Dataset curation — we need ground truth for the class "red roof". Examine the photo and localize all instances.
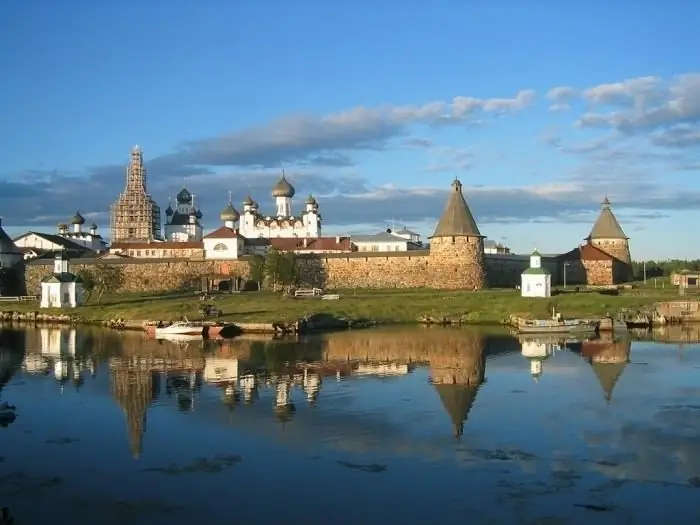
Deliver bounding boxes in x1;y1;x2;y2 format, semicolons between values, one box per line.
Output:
557;243;614;262
269;236;353;252
203;226;243;240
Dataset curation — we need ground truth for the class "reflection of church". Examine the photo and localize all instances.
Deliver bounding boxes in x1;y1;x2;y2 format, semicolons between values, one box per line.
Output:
22;328;94;389
577;334;631;403
519;338;558;381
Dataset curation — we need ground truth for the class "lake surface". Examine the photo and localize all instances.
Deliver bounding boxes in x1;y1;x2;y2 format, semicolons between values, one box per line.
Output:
1;326;700;524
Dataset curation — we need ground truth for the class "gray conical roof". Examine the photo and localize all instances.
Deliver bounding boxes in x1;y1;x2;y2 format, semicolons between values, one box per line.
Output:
591;362;627;403
586;196;628;240
434;384;480;439
430;179;482;238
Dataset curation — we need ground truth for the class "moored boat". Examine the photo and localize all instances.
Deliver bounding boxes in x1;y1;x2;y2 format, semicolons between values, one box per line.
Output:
511;309;598;335
154;319;205;337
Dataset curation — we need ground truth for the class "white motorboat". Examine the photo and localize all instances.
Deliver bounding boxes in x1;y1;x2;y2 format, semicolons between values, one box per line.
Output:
156;333;204;344
154;319;205;337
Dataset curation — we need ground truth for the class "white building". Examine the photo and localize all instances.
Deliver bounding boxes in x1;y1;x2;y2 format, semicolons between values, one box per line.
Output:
521;249;551;298
238;172;321;239
164;187;204;242
351;230;422;252
57;211;107;252
203;198;245;259
40;252;84;308
520;340;556;381
484;239;511;254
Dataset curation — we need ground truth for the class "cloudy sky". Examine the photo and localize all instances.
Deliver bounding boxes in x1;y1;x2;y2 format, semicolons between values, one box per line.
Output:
1;2;699;259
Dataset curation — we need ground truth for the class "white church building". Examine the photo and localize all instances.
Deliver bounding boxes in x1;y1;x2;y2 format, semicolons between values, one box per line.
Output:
521;249;551;298
40;252;84;308
202;196;245;259
238;172;321;239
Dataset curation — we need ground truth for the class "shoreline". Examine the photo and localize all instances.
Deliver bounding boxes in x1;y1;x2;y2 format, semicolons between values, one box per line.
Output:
0;309;510;335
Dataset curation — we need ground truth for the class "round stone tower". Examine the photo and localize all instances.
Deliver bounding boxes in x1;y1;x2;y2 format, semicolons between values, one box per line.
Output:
586;196;631;264
428;179;486;290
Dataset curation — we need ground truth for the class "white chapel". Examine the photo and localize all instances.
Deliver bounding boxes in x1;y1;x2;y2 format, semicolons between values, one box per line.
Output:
40;252;85;308
521;249;551;298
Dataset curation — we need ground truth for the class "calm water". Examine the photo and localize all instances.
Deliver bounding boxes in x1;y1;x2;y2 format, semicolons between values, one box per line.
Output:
1;326;700;524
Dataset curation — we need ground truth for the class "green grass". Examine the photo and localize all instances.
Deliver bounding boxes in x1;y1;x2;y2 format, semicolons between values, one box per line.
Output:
3;284;696;325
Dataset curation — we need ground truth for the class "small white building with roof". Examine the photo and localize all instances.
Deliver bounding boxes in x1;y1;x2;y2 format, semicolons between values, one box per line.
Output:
40;252;84;308
521;249;551;298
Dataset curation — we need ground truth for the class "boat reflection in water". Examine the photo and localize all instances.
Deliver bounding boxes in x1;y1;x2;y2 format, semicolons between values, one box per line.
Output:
1;325;698;525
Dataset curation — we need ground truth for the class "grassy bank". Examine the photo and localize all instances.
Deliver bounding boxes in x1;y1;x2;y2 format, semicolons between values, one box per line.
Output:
1;283;693;325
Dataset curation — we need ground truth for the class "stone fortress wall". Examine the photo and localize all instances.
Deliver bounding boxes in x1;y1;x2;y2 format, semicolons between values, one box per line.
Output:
23;250;551;295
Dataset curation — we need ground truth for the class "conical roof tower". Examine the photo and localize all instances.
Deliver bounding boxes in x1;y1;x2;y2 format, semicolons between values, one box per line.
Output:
428;179;486;290
585;196;632;265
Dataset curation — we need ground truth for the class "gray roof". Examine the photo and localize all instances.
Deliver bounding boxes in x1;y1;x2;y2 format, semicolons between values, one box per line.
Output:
168;212;200;226
395;227;418;236
430;179;482;238
0;223;21;255
587;196;628;240
522;267;550;275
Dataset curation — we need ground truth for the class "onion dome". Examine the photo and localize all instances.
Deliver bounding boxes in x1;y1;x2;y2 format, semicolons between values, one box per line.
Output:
242;195;254;207
176;187;192;204
195;209;203;220
271;173;295;198
70;211;86;225
251;200;259;210
57;223;68;230
220;202;240;222
305;194;317;206
90;222;98;230
165;204;174;216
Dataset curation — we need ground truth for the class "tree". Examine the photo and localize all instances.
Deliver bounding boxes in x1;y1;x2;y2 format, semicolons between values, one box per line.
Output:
264;249;297;291
248;254;266;291
91;265;124;302
76;269;96;303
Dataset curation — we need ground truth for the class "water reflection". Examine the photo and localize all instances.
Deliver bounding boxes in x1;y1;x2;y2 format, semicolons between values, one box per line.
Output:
1;325;700;524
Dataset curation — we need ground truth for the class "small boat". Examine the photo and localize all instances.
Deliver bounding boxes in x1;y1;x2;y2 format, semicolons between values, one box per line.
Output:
513;309;598;335
155;318;205;337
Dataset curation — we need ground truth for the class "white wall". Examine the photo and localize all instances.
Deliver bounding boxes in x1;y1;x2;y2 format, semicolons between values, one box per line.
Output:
204;238;242;260
521;274;551;298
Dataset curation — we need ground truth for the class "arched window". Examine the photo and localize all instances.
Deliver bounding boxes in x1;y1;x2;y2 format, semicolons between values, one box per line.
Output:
213;243;227;251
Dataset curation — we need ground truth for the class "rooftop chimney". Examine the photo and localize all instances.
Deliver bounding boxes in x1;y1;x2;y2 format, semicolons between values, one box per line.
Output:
303;238;308;248
336;235;340;244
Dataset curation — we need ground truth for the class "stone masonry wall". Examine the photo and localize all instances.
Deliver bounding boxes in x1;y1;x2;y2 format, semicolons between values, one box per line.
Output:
24;246;561;294
25;259;251;295
429;236;485;289
583;260;614;286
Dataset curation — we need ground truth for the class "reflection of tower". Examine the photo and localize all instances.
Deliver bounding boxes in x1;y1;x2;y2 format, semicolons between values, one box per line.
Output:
240;374;257;404
274;376;296;425
520;340;557;382
429;334;486;440
302;368;321;406
110;358;155;459
580;335;631;403
223;383;239;410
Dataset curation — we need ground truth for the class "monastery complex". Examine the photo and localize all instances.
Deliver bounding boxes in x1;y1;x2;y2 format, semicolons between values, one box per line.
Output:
2;145;634;295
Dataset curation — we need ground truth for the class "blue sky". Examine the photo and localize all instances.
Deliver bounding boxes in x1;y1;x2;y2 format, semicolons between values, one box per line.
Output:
1;1;699;259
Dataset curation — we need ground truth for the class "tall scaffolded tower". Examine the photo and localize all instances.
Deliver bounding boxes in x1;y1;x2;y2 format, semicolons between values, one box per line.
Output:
110;145;162;242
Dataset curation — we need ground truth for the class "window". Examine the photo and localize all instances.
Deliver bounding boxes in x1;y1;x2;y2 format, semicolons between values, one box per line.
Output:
371;245;379;251
213;243;227;251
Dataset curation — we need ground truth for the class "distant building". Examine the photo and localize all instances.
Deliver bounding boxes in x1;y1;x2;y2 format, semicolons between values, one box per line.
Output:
13;230;96;260
484;239;511;254
56;212;107;252
238;172;321;240
521;250;551;298
164;188;204;242
0;219;25;296
351;230;422;252
110;145;162;243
